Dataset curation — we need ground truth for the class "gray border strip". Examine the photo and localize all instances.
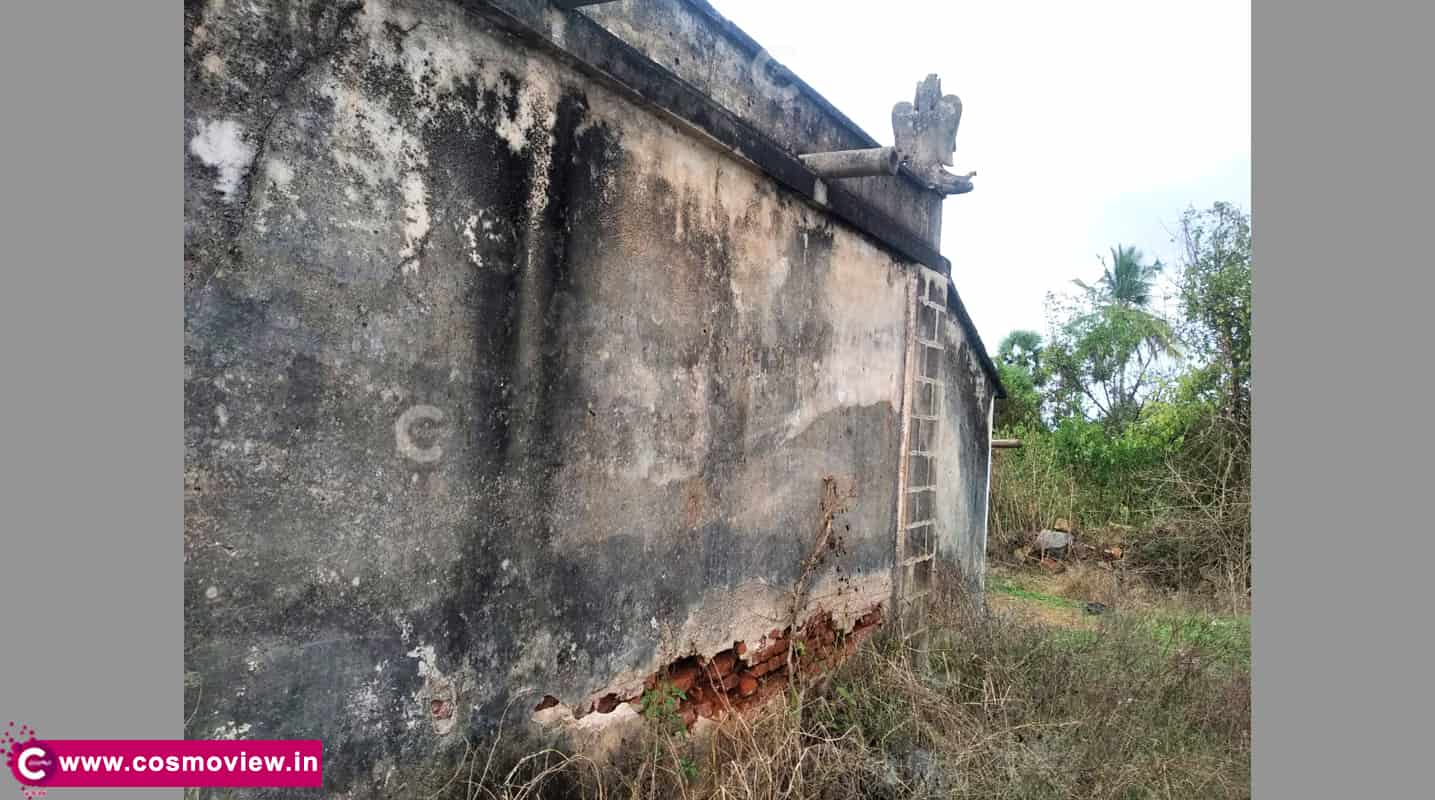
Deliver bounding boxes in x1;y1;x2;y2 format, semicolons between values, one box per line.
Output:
1253;0;1433;795
1;0;179;789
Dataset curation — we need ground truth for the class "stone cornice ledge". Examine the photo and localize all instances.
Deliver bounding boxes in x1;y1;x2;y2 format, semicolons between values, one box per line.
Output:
452;0;952;276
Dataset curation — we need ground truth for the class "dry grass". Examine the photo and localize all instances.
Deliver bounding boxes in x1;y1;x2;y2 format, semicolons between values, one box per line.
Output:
418;584;1250;800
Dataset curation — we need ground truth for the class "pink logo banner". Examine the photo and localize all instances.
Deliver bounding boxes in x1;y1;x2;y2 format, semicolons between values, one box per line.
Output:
6;739;323;789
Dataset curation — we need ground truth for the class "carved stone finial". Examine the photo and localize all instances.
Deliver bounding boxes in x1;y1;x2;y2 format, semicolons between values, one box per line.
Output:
892;74;974;195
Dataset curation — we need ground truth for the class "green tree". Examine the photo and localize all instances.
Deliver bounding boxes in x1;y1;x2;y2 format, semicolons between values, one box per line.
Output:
997;329;1044;375
994;330;1047;432
1074;244;1164;308
1043;245;1178;431
995;364;1043;433
1169;204;1252;601
1176;203;1251;427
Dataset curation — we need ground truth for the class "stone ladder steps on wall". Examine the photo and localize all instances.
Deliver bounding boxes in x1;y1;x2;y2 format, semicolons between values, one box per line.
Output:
897;271;951;644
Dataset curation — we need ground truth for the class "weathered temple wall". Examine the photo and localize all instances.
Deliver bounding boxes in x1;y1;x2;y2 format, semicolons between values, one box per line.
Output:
183;0;996;794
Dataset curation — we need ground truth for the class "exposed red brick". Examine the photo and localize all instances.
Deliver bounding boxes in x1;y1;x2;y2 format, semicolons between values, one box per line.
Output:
716;671;741;692
710;651;738;675
583;604;884;733
668;662;701;693
756;637;789;660
533;695;559;712
430;699;453;719
737;674;758;697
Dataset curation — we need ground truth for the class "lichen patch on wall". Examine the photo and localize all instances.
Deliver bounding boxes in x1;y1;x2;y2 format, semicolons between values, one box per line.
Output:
188;117;255;201
398;171;431;273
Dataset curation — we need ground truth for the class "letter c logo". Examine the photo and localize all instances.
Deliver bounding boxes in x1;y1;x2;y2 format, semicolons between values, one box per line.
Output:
395;404;447;464
17;746;50;781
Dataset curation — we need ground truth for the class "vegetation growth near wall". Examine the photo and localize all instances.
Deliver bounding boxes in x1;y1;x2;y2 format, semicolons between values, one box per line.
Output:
989;202;1252;611
409;580;1250;799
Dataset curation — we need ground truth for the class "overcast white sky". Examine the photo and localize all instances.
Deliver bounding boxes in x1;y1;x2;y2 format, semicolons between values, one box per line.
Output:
707;0;1251;348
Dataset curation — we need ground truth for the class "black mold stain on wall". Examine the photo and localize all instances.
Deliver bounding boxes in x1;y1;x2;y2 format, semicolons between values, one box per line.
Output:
429;81;636;734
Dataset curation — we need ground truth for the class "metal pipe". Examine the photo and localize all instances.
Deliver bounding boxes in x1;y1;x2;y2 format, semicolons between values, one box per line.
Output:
798;146;900;179
991;438;1022;449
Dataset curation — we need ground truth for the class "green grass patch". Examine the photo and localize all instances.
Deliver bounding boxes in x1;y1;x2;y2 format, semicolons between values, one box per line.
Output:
987;574;1083;609
1146;612;1251;667
989;572;1250;668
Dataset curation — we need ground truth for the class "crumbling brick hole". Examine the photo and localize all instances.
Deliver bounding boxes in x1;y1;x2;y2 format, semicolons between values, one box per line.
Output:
569;604;884;729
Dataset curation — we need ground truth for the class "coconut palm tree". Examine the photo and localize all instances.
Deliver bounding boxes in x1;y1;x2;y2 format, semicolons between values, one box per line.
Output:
1048;245;1180;430
1073;245;1164;309
997;329;1044;375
